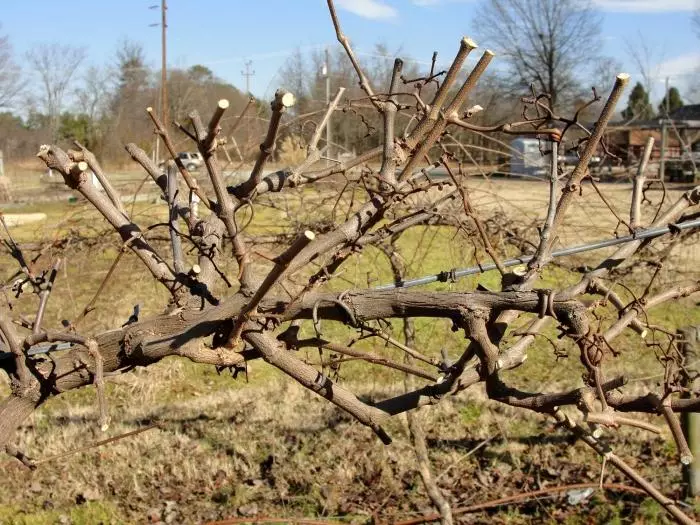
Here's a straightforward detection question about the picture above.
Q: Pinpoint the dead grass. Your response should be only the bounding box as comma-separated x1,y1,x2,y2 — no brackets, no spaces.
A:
0,361,686,524
1,178,698,523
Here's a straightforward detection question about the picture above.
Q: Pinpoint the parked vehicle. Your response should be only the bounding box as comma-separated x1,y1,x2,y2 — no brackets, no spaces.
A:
558,153,602,166
666,159,697,183
159,152,203,171
176,152,203,171
510,138,547,177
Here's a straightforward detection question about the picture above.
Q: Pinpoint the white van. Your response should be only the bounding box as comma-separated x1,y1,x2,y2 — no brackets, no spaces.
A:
510,138,547,178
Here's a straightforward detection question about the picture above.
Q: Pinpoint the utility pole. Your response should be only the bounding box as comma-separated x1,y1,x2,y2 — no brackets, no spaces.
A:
659,76,669,182
241,60,255,158
149,1,168,163
161,0,168,134
323,48,331,164
242,60,255,94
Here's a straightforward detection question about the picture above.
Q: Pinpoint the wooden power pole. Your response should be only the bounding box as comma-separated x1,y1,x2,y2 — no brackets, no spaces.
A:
325,48,331,162
241,60,255,155
161,0,168,133
659,76,669,182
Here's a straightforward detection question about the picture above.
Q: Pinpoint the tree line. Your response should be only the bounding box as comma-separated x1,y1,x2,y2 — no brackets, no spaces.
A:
0,0,694,168
0,38,258,166
275,0,692,167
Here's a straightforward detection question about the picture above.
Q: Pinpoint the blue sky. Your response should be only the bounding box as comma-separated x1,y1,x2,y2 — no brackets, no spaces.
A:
2,0,698,105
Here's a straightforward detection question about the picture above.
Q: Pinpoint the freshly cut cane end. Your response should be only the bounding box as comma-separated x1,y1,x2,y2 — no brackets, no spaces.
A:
218,99,229,110
512,265,528,277
99,417,111,432
462,37,478,49
280,92,296,108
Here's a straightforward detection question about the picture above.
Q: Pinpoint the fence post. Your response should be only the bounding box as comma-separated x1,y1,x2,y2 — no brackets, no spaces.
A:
0,150,10,203
680,326,700,498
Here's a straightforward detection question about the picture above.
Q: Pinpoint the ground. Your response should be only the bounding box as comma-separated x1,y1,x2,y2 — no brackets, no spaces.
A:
1,165,699,524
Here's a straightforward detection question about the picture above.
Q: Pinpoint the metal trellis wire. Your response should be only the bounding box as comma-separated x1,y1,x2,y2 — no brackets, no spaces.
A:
1,217,699,361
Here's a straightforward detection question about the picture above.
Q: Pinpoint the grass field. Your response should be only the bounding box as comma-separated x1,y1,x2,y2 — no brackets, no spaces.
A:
1,173,699,524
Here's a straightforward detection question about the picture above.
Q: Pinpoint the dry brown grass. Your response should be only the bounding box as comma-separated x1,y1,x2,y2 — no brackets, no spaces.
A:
1,359,687,524
1,178,698,523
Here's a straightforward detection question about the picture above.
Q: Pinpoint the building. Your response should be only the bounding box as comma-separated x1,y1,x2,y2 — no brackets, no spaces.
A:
605,105,700,168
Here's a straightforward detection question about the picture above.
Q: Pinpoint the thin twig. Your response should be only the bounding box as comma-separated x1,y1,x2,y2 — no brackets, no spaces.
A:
147,106,212,209
444,160,505,275
295,338,438,381
226,231,315,347
555,411,695,525
242,90,296,196
288,87,346,186
72,249,125,328
326,0,379,109
33,258,61,334
395,482,648,525
69,141,127,217
33,424,160,466
630,136,654,230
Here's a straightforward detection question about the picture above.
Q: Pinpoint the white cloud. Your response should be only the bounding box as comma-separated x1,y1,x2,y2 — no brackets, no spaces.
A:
593,0,696,12
647,53,700,101
656,52,700,79
412,0,473,5
336,0,397,19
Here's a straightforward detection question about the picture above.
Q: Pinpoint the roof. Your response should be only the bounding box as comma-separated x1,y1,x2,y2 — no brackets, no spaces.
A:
669,104,700,121
609,106,700,130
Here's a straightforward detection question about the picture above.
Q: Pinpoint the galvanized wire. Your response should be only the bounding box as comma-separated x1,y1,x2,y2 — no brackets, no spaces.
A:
372,217,700,291
2,217,699,361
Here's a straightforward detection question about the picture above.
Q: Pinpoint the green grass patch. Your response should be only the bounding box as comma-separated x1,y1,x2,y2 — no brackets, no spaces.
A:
0,501,119,525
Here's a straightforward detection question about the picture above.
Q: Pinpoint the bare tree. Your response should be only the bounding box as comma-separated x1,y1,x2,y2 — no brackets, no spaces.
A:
76,66,111,123
474,0,602,111
73,65,112,155
26,43,87,139
0,27,22,109
2,2,700,523
624,30,665,101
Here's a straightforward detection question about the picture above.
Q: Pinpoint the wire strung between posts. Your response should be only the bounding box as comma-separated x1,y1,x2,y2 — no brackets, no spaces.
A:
2,217,699,361
0,341,73,361
372,217,700,291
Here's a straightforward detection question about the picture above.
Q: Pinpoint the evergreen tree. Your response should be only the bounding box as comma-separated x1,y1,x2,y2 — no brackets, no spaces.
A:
621,82,654,121
658,86,684,115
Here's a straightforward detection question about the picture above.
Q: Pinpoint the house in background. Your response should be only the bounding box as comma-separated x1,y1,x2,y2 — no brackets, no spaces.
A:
605,105,700,181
